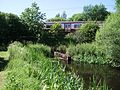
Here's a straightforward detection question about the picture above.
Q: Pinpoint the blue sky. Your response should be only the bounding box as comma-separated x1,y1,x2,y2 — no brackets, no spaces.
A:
0,0,116,19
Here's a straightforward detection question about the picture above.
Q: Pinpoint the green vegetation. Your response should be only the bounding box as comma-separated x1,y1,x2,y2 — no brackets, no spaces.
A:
0,1,120,89
69,4,110,21
66,21,99,44
69,13,86,21
48,17,66,22
48,11,67,22
0,12,27,45
0,52,9,60
66,13,120,67
83,4,110,21
42,22,65,46
20,2,45,42
116,0,120,12
96,13,120,67
65,1,120,67
2,42,109,90
67,43,108,64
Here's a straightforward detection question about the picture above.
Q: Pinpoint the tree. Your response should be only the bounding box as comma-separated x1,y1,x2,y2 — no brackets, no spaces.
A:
83,4,110,21
20,2,45,41
55,13,60,17
47,12,67,22
96,13,120,67
61,11,67,19
47,17,66,22
0,12,27,45
66,21,99,44
116,0,120,12
42,23,65,46
69,13,86,21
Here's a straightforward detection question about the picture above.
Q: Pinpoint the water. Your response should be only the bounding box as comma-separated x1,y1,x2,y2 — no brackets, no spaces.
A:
63,61,120,90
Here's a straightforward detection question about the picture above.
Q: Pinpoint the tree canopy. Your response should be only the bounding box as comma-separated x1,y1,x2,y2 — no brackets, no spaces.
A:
61,11,67,19
47,17,66,22
20,2,45,41
47,12,66,22
69,4,110,21
83,4,110,21
0,12,27,45
116,0,120,12
69,13,86,21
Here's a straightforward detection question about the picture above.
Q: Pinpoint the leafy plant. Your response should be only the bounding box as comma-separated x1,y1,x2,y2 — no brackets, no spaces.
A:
96,13,120,67
66,21,99,44
67,43,108,64
20,2,45,41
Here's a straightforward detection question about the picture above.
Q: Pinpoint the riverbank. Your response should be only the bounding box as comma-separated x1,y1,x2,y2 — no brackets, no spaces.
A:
2,42,109,90
0,51,9,90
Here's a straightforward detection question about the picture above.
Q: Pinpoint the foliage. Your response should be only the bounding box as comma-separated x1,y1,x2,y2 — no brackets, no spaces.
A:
3,42,109,90
0,12,27,45
96,13,120,67
4,42,82,90
27,44,51,57
57,45,67,53
67,43,108,64
61,11,67,19
83,4,110,21
66,22,99,44
42,23,65,46
55,13,60,17
79,21,99,43
48,12,67,22
47,17,66,22
20,2,45,41
69,13,86,21
115,0,120,12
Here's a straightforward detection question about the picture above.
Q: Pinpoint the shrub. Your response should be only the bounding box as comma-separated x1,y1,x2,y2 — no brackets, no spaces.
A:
67,43,108,64
66,21,99,44
27,44,51,57
79,21,99,43
42,22,65,46
57,45,67,53
96,13,120,67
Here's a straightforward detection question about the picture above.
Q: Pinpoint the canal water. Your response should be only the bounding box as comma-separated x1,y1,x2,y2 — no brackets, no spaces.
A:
62,61,120,90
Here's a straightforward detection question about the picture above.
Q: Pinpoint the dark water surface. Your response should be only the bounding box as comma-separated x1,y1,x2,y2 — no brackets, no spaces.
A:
62,61,120,90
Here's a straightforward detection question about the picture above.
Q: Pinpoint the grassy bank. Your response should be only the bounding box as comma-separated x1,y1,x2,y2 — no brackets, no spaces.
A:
2,42,109,90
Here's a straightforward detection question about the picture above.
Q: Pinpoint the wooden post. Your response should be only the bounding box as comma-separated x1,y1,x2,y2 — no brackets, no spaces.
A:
51,47,55,58
67,56,71,64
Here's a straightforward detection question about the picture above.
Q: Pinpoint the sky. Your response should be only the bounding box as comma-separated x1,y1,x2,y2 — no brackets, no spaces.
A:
0,0,116,19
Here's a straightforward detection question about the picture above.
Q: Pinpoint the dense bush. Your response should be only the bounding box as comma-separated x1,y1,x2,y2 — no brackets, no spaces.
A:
27,44,51,57
42,23,65,46
66,22,99,44
96,13,120,67
79,21,99,43
67,43,108,64
0,12,28,45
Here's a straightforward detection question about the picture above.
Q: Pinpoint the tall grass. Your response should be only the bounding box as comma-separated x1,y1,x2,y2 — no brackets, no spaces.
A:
3,42,109,90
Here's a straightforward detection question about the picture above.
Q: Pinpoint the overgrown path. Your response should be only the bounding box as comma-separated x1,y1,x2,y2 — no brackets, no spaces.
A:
0,52,9,89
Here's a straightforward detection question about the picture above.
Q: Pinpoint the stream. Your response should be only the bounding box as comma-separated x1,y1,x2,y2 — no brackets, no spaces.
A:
62,61,120,90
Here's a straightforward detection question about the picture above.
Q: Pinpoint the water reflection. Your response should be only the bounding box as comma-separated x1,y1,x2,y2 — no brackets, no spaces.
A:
62,61,120,90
